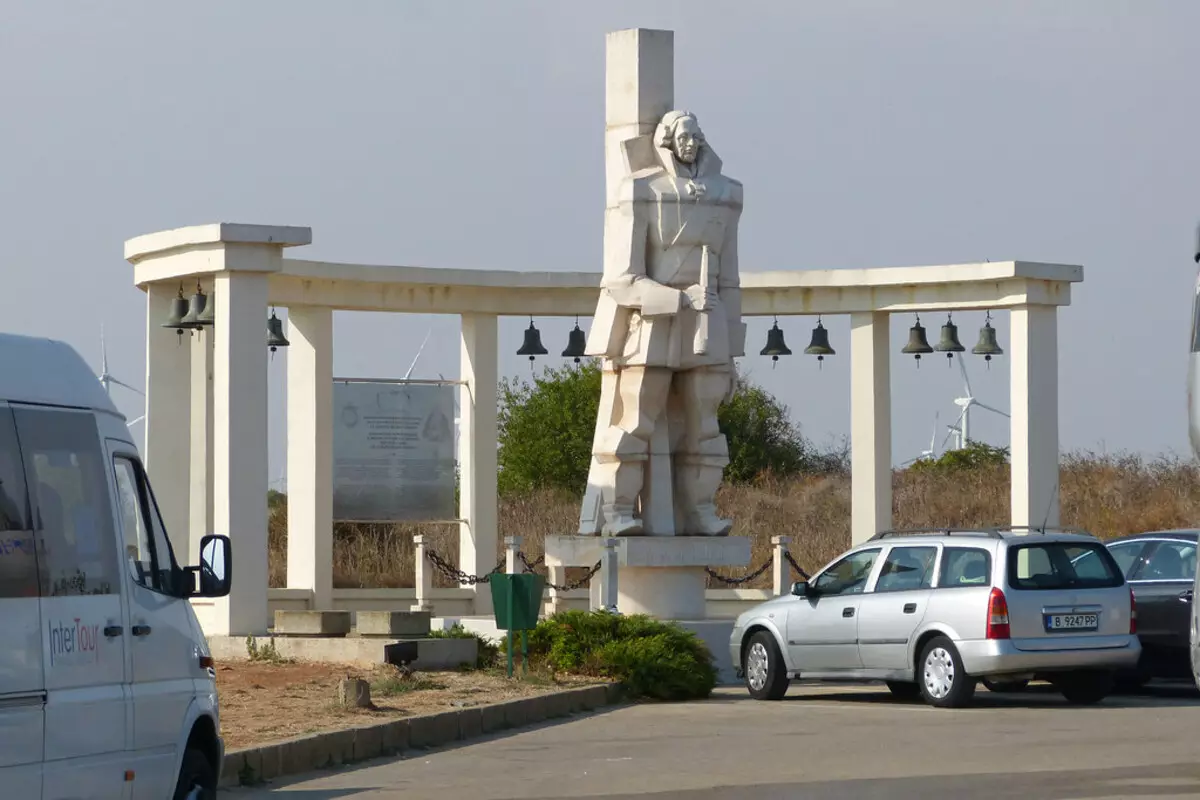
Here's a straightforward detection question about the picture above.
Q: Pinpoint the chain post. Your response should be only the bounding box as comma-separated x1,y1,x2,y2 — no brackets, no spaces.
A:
771,535,792,596
412,533,434,613
504,536,523,574
598,538,619,612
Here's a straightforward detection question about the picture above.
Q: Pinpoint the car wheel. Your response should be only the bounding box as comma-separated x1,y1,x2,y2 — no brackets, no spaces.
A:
885,680,921,700
918,636,976,708
173,746,217,800
1054,670,1115,705
743,630,789,701
982,677,1030,693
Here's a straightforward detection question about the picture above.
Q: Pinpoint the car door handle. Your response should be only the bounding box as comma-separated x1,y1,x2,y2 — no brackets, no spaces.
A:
1180,590,1194,603
842,607,854,618
103,625,123,638
131,624,152,637
903,603,917,614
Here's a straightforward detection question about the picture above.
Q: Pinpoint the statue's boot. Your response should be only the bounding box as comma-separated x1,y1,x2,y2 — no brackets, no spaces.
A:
674,438,732,536
594,428,649,536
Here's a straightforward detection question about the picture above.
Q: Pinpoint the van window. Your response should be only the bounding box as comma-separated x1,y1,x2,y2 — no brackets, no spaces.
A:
938,547,992,588
113,455,177,593
13,407,120,596
0,407,37,597
1007,541,1124,591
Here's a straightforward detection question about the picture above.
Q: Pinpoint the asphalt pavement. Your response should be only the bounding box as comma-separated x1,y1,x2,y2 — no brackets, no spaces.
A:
227,682,1200,799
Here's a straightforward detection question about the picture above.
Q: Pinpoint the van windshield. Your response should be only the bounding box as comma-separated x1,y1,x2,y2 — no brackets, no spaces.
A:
1006,542,1124,590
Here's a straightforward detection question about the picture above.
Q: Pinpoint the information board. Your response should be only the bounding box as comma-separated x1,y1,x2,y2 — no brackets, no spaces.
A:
332,380,457,522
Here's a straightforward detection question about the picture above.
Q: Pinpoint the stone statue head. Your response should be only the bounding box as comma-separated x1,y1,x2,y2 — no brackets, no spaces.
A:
656,110,705,165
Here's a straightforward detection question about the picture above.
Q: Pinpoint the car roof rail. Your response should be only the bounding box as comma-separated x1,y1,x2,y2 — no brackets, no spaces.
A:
868,528,1003,541
982,524,1092,536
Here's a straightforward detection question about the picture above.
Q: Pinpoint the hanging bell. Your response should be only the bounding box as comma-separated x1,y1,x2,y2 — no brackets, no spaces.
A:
760,320,791,366
902,315,933,366
267,310,289,353
561,323,587,363
179,284,209,330
161,285,189,341
934,314,965,366
516,319,548,361
196,287,215,327
803,318,835,367
972,312,1003,369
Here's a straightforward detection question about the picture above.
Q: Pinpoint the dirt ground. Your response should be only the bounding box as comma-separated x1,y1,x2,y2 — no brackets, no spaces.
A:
216,659,606,751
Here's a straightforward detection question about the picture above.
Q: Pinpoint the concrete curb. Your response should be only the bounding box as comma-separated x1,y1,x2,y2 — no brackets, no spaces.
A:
219,682,623,789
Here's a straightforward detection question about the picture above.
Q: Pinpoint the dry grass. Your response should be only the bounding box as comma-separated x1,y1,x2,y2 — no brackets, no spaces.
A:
267,452,1200,591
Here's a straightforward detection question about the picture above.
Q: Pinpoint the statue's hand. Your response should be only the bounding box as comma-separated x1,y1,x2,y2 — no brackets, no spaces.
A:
683,284,719,311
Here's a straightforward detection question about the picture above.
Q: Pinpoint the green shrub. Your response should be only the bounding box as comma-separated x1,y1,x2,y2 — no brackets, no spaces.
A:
526,610,717,701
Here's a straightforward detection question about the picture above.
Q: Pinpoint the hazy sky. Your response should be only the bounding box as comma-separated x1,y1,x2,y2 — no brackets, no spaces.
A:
3,1,1198,485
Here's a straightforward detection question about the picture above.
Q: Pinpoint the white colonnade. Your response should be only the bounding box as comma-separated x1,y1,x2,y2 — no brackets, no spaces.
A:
126,221,1080,635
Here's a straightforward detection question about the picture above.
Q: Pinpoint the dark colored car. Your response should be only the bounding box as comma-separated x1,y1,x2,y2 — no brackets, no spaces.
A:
1102,530,1198,684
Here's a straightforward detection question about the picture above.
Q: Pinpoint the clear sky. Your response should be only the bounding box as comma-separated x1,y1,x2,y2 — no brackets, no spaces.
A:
3,1,1198,486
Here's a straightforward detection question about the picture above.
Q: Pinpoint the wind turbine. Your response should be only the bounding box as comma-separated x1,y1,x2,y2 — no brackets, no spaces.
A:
943,355,1008,450
901,412,940,466
96,324,146,429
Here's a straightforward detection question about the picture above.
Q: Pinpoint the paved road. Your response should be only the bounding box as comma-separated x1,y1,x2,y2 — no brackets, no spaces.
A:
228,682,1200,799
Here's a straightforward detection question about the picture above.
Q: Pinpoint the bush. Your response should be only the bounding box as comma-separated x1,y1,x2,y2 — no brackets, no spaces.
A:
908,441,1009,473
526,610,717,700
496,360,843,495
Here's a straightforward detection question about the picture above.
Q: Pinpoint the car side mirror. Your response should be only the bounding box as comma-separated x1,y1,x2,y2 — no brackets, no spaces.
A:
189,534,232,598
791,581,809,597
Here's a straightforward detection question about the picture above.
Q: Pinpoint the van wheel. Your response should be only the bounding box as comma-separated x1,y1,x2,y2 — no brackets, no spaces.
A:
1054,670,1114,705
173,746,216,800
918,636,976,708
743,630,789,701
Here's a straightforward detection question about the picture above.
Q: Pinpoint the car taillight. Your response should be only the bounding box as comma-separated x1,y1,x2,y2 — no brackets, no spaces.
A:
1129,586,1137,635
987,587,1010,640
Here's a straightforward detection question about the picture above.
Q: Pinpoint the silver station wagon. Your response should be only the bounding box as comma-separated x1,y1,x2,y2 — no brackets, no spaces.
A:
730,527,1141,708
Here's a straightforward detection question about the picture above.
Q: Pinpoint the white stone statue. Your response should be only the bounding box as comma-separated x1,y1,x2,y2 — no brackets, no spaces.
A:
579,109,745,537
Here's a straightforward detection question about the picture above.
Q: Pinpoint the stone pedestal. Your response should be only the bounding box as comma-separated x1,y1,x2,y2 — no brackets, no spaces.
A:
544,535,750,621
273,610,351,637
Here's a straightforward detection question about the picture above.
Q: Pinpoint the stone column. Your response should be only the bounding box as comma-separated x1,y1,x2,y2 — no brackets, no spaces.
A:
1010,305,1060,528
504,536,523,574
145,282,193,559
286,307,334,610
460,313,498,615
189,312,214,564
850,311,892,545
211,270,271,635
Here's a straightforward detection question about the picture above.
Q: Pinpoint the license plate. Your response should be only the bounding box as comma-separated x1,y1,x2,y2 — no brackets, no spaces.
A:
1044,613,1098,632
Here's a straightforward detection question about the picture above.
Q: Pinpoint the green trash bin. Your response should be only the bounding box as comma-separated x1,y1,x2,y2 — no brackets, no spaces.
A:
490,572,545,676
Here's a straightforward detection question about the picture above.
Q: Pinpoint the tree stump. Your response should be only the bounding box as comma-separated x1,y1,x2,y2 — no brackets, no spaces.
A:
337,677,372,709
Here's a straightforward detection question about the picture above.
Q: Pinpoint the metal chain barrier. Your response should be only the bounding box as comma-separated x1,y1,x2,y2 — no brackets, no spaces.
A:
704,557,772,586
517,551,601,591
784,550,811,580
425,549,506,585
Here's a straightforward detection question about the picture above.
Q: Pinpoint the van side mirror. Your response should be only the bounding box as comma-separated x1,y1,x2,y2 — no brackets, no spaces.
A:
791,581,809,597
188,534,232,598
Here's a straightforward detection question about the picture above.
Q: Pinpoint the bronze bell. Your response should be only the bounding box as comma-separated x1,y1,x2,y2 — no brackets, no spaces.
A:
179,284,209,330
803,317,835,367
161,285,189,340
902,315,933,366
760,319,791,367
516,318,548,361
267,310,289,353
562,322,587,363
972,312,1003,369
934,314,965,366
197,287,215,327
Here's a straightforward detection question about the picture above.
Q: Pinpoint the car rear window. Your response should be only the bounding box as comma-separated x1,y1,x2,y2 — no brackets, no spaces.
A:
1006,542,1124,590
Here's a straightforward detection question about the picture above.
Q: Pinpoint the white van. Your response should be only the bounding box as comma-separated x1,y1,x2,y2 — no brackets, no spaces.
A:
0,332,232,799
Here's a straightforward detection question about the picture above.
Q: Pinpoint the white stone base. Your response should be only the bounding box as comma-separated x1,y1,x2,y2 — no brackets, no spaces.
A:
545,535,750,620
